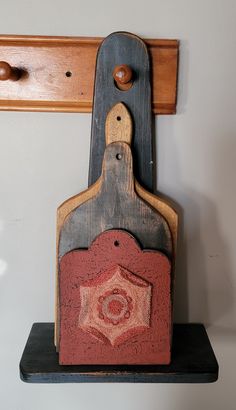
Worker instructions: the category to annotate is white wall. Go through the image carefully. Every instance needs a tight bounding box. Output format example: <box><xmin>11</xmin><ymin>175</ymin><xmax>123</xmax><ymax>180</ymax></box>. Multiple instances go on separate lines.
<box><xmin>0</xmin><ymin>1</ymin><xmax>236</xmax><ymax>409</ymax></box>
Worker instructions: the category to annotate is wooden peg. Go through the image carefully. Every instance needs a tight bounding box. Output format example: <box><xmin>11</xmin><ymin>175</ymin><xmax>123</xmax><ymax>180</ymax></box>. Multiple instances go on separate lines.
<box><xmin>113</xmin><ymin>64</ymin><xmax>133</xmax><ymax>90</ymax></box>
<box><xmin>0</xmin><ymin>61</ymin><xmax>21</xmax><ymax>81</ymax></box>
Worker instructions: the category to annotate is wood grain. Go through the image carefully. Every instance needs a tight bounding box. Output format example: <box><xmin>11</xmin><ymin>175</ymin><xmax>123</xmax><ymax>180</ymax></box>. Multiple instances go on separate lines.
<box><xmin>55</xmin><ymin>178</ymin><xmax>101</xmax><ymax>347</ymax></box>
<box><xmin>0</xmin><ymin>34</ymin><xmax>178</xmax><ymax>114</ymax></box>
<box><xmin>88</xmin><ymin>32</ymin><xmax>154</xmax><ymax>191</ymax></box>
<box><xmin>59</xmin><ymin>141</ymin><xmax>172</xmax><ymax>258</ymax></box>
<box><xmin>136</xmin><ymin>182</ymin><xmax>178</xmax><ymax>255</ymax></box>
<box><xmin>105</xmin><ymin>102</ymin><xmax>132</xmax><ymax>146</ymax></box>
<box><xmin>105</xmin><ymin>103</ymin><xmax>178</xmax><ymax>255</ymax></box>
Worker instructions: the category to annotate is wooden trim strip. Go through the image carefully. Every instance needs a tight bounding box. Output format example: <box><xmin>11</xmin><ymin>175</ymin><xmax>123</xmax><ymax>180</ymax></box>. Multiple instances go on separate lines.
<box><xmin>0</xmin><ymin>34</ymin><xmax>178</xmax><ymax>114</ymax></box>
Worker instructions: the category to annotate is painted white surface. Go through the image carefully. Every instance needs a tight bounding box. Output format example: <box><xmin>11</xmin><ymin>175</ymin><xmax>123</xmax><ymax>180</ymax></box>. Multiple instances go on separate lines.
<box><xmin>0</xmin><ymin>0</ymin><xmax>236</xmax><ymax>408</ymax></box>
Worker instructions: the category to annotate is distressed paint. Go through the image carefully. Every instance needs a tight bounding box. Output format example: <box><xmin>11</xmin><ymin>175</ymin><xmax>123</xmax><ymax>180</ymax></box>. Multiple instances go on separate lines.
<box><xmin>59</xmin><ymin>229</ymin><xmax>171</xmax><ymax>365</ymax></box>
<box><xmin>59</xmin><ymin>142</ymin><xmax>172</xmax><ymax>259</ymax></box>
<box><xmin>88</xmin><ymin>32</ymin><xmax>153</xmax><ymax>191</ymax></box>
<box><xmin>78</xmin><ymin>265</ymin><xmax>152</xmax><ymax>346</ymax></box>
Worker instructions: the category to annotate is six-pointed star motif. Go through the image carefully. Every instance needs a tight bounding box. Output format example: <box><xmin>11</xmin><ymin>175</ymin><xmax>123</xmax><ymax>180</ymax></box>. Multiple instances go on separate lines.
<box><xmin>79</xmin><ymin>265</ymin><xmax>152</xmax><ymax>346</ymax></box>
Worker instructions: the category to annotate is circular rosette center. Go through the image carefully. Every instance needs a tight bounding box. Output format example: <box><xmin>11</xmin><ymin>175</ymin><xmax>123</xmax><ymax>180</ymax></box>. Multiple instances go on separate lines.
<box><xmin>98</xmin><ymin>289</ymin><xmax>133</xmax><ymax>325</ymax></box>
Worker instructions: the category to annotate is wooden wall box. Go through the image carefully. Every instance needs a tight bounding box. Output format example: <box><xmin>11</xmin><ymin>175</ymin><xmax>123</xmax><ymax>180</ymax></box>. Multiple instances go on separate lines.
<box><xmin>12</xmin><ymin>30</ymin><xmax>219</xmax><ymax>382</ymax></box>
<box><xmin>57</xmin><ymin>102</ymin><xmax>174</xmax><ymax>362</ymax></box>
<box><xmin>55</xmin><ymin>99</ymin><xmax>178</xmax><ymax>353</ymax></box>
<box><xmin>0</xmin><ymin>34</ymin><xmax>178</xmax><ymax>114</ymax></box>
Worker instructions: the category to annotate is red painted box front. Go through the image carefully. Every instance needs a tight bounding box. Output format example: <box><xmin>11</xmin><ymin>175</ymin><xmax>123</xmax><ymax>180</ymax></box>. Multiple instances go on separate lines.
<box><xmin>59</xmin><ymin>230</ymin><xmax>171</xmax><ymax>365</ymax></box>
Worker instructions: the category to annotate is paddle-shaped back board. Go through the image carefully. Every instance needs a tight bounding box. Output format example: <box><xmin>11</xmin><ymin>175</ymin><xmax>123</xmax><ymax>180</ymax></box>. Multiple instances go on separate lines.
<box><xmin>89</xmin><ymin>32</ymin><xmax>153</xmax><ymax>191</ymax></box>
<box><xmin>59</xmin><ymin>141</ymin><xmax>172</xmax><ymax>259</ymax></box>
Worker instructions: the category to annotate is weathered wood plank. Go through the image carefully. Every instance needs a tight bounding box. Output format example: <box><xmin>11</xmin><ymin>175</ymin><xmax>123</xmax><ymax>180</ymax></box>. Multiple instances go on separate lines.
<box><xmin>88</xmin><ymin>32</ymin><xmax>153</xmax><ymax>190</ymax></box>
<box><xmin>105</xmin><ymin>103</ymin><xmax>178</xmax><ymax>256</ymax></box>
<box><xmin>59</xmin><ymin>141</ymin><xmax>172</xmax><ymax>258</ymax></box>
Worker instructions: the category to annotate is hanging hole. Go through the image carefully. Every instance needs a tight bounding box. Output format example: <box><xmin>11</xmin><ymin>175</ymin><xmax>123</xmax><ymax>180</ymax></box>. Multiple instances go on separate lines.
<box><xmin>114</xmin><ymin>240</ymin><xmax>119</xmax><ymax>247</ymax></box>
<box><xmin>117</xmin><ymin>116</ymin><xmax>121</xmax><ymax>121</ymax></box>
<box><xmin>65</xmin><ymin>71</ymin><xmax>72</xmax><ymax>77</ymax></box>
<box><xmin>116</xmin><ymin>153</ymin><xmax>122</xmax><ymax>160</ymax></box>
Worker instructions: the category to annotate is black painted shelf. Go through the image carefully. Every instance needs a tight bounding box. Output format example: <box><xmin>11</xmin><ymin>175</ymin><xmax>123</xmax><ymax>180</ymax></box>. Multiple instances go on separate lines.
<box><xmin>19</xmin><ymin>323</ymin><xmax>218</xmax><ymax>383</ymax></box>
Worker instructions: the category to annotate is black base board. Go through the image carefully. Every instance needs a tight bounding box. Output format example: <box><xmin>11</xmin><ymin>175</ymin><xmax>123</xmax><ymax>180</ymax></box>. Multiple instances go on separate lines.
<box><xmin>20</xmin><ymin>323</ymin><xmax>218</xmax><ymax>383</ymax></box>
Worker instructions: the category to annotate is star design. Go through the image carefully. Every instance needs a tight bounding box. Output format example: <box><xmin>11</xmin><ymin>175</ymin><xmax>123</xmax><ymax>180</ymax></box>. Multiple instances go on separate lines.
<box><xmin>78</xmin><ymin>265</ymin><xmax>152</xmax><ymax>346</ymax></box>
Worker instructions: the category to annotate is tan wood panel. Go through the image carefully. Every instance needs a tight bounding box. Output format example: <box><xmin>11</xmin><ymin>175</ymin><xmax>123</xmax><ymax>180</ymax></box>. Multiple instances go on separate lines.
<box><xmin>105</xmin><ymin>103</ymin><xmax>178</xmax><ymax>255</ymax></box>
<box><xmin>0</xmin><ymin>35</ymin><xmax>178</xmax><ymax>114</ymax></box>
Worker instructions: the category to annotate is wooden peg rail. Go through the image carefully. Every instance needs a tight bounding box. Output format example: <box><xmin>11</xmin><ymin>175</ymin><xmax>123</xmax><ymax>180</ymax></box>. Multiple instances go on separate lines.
<box><xmin>0</xmin><ymin>35</ymin><xmax>178</xmax><ymax>114</ymax></box>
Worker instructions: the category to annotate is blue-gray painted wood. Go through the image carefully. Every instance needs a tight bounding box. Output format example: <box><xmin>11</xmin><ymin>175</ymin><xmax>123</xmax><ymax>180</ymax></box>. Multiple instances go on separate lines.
<box><xmin>88</xmin><ymin>31</ymin><xmax>153</xmax><ymax>191</ymax></box>
<box><xmin>59</xmin><ymin>142</ymin><xmax>172</xmax><ymax>259</ymax></box>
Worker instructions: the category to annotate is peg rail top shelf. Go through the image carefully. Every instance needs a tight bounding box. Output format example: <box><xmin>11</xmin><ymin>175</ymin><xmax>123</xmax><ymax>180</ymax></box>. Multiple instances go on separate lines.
<box><xmin>0</xmin><ymin>34</ymin><xmax>178</xmax><ymax>114</ymax></box>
